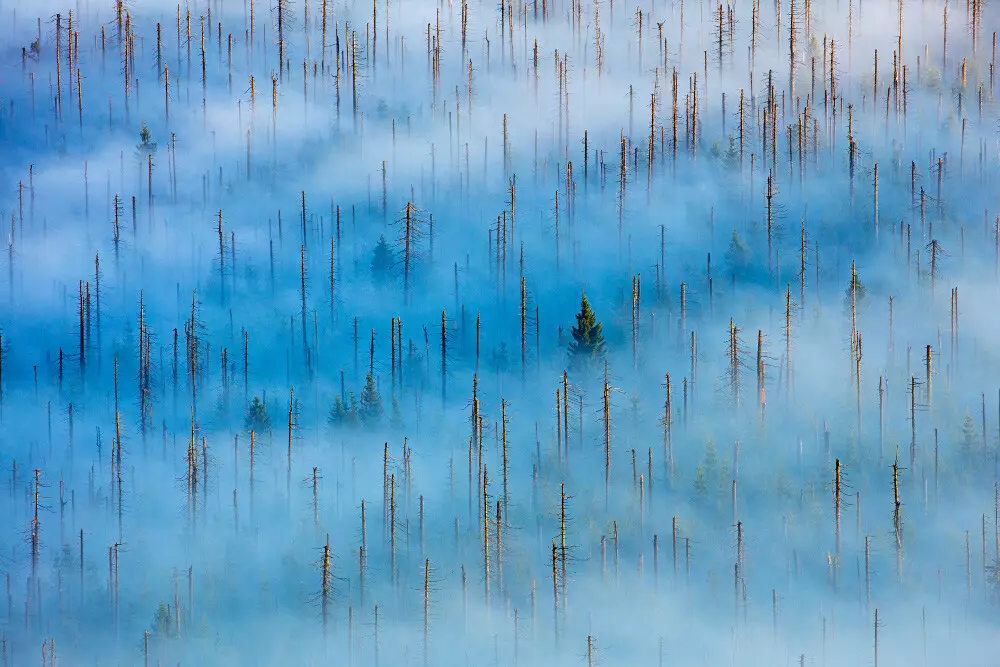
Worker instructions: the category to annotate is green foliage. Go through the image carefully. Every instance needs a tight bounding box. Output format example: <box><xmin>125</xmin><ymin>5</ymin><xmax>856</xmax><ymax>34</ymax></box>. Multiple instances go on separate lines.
<box><xmin>371</xmin><ymin>234</ymin><xmax>395</xmax><ymax>285</ymax></box>
<box><xmin>244</xmin><ymin>396</ymin><xmax>271</xmax><ymax>432</ymax></box>
<box><xmin>359</xmin><ymin>373</ymin><xmax>384</xmax><ymax>428</ymax></box>
<box><xmin>390</xmin><ymin>394</ymin><xmax>404</xmax><ymax>430</ymax></box>
<box><xmin>347</xmin><ymin>393</ymin><xmax>360</xmax><ymax>426</ymax></box>
<box><xmin>329</xmin><ymin>396</ymin><xmax>347</xmax><ymax>425</ymax></box>
<box><xmin>703</xmin><ymin>439</ymin><xmax>718</xmax><ymax>474</ymax></box>
<box><xmin>694</xmin><ymin>465</ymin><xmax>707</xmax><ymax>498</ymax></box>
<box><xmin>329</xmin><ymin>393</ymin><xmax>360</xmax><ymax>428</ymax></box>
<box><xmin>723</xmin><ymin>135</ymin><xmax>739</xmax><ymax>170</ymax></box>
<box><xmin>151</xmin><ymin>602</ymin><xmax>177</xmax><ymax>639</ymax></box>
<box><xmin>843</xmin><ymin>267</ymin><xmax>869</xmax><ymax>313</ymax></box>
<box><xmin>718</xmin><ymin>463</ymin><xmax>730</xmax><ymax>495</ymax></box>
<box><xmin>568</xmin><ymin>294</ymin><xmax>606</xmax><ymax>372</ymax></box>
<box><xmin>724</xmin><ymin>230</ymin><xmax>751</xmax><ymax>276</ymax></box>
<box><xmin>137</xmin><ymin>122</ymin><xmax>158</xmax><ymax>156</ymax></box>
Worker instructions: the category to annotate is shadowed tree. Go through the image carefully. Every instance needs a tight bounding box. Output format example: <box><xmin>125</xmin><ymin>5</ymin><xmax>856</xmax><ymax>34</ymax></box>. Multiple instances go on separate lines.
<box><xmin>359</xmin><ymin>373</ymin><xmax>384</xmax><ymax>428</ymax></box>
<box><xmin>491</xmin><ymin>342</ymin><xmax>512</xmax><ymax>375</ymax></box>
<box><xmin>390</xmin><ymin>395</ymin><xmax>404</xmax><ymax>429</ymax></box>
<box><xmin>245</xmin><ymin>395</ymin><xmax>271</xmax><ymax>432</ymax></box>
<box><xmin>150</xmin><ymin>602</ymin><xmax>177</xmax><ymax>639</ymax></box>
<box><xmin>328</xmin><ymin>391</ymin><xmax>359</xmax><ymax>426</ymax></box>
<box><xmin>568</xmin><ymin>294</ymin><xmax>606</xmax><ymax>372</ymax></box>
<box><xmin>25</xmin><ymin>38</ymin><xmax>40</xmax><ymax>61</ymax></box>
<box><xmin>371</xmin><ymin>234</ymin><xmax>395</xmax><ymax>286</ymax></box>
<box><xmin>723</xmin><ymin>135</ymin><xmax>739</xmax><ymax>170</ymax></box>
<box><xmin>725</xmin><ymin>230</ymin><xmax>751</xmax><ymax>278</ymax></box>
<box><xmin>330</xmin><ymin>392</ymin><xmax>360</xmax><ymax>427</ymax></box>
<box><xmin>960</xmin><ymin>410</ymin><xmax>978</xmax><ymax>467</ymax></box>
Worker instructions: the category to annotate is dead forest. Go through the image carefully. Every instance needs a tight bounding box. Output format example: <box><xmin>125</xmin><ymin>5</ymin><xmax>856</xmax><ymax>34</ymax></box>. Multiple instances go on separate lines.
<box><xmin>0</xmin><ymin>0</ymin><xmax>999</xmax><ymax>663</ymax></box>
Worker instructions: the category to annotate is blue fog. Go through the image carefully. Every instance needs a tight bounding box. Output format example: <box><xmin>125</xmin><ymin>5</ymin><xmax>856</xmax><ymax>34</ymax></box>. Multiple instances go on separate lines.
<box><xmin>0</xmin><ymin>0</ymin><xmax>997</xmax><ymax>664</ymax></box>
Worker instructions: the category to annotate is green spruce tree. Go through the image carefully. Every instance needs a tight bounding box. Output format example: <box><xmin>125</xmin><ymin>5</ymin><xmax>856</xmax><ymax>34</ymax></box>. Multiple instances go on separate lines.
<box><xmin>694</xmin><ymin>465</ymin><xmax>708</xmax><ymax>498</ymax></box>
<box><xmin>329</xmin><ymin>396</ymin><xmax>348</xmax><ymax>426</ymax></box>
<box><xmin>359</xmin><ymin>373</ymin><xmax>384</xmax><ymax>428</ymax></box>
<box><xmin>346</xmin><ymin>392</ymin><xmax>360</xmax><ymax>427</ymax></box>
<box><xmin>137</xmin><ymin>122</ymin><xmax>158</xmax><ymax>159</ymax></box>
<box><xmin>371</xmin><ymin>234</ymin><xmax>395</xmax><ymax>285</ymax></box>
<box><xmin>843</xmin><ymin>264</ymin><xmax>869</xmax><ymax>313</ymax></box>
<box><xmin>724</xmin><ymin>229</ymin><xmax>751</xmax><ymax>277</ymax></box>
<box><xmin>245</xmin><ymin>396</ymin><xmax>271</xmax><ymax>432</ymax></box>
<box><xmin>330</xmin><ymin>393</ymin><xmax>360</xmax><ymax>428</ymax></box>
<box><xmin>703</xmin><ymin>439</ymin><xmax>718</xmax><ymax>476</ymax></box>
<box><xmin>568</xmin><ymin>294</ymin><xmax>607</xmax><ymax>372</ymax></box>
<box><xmin>151</xmin><ymin>602</ymin><xmax>176</xmax><ymax>639</ymax></box>
<box><xmin>390</xmin><ymin>395</ymin><xmax>405</xmax><ymax>430</ymax></box>
<box><xmin>723</xmin><ymin>134</ymin><xmax>739</xmax><ymax>170</ymax></box>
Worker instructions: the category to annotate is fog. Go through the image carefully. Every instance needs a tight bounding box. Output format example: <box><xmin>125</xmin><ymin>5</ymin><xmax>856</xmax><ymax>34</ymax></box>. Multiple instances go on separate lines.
<box><xmin>0</xmin><ymin>0</ymin><xmax>997</xmax><ymax>663</ymax></box>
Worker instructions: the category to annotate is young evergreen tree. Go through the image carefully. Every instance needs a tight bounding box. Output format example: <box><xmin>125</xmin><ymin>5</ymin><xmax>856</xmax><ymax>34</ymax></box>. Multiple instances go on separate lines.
<box><xmin>359</xmin><ymin>373</ymin><xmax>384</xmax><ymax>427</ymax></box>
<box><xmin>371</xmin><ymin>234</ymin><xmax>395</xmax><ymax>285</ymax></box>
<box><xmin>961</xmin><ymin>410</ymin><xmax>978</xmax><ymax>464</ymax></box>
<box><xmin>723</xmin><ymin>135</ymin><xmax>739</xmax><ymax>170</ymax></box>
<box><xmin>568</xmin><ymin>294</ymin><xmax>607</xmax><ymax>372</ymax></box>
<box><xmin>245</xmin><ymin>395</ymin><xmax>271</xmax><ymax>432</ymax></box>
<box><xmin>843</xmin><ymin>267</ymin><xmax>870</xmax><ymax>313</ymax></box>
<box><xmin>346</xmin><ymin>392</ymin><xmax>360</xmax><ymax>426</ymax></box>
<box><xmin>330</xmin><ymin>393</ymin><xmax>360</xmax><ymax>427</ymax></box>
<box><xmin>329</xmin><ymin>396</ymin><xmax>347</xmax><ymax>425</ymax></box>
<box><xmin>137</xmin><ymin>122</ymin><xmax>158</xmax><ymax>158</ymax></box>
<box><xmin>703</xmin><ymin>439</ymin><xmax>718</xmax><ymax>475</ymax></box>
<box><xmin>694</xmin><ymin>465</ymin><xmax>708</xmax><ymax>498</ymax></box>
<box><xmin>390</xmin><ymin>395</ymin><xmax>405</xmax><ymax>430</ymax></box>
<box><xmin>725</xmin><ymin>229</ymin><xmax>751</xmax><ymax>277</ymax></box>
<box><xmin>710</xmin><ymin>140</ymin><xmax>723</xmax><ymax>161</ymax></box>
<box><xmin>150</xmin><ymin>602</ymin><xmax>177</xmax><ymax>639</ymax></box>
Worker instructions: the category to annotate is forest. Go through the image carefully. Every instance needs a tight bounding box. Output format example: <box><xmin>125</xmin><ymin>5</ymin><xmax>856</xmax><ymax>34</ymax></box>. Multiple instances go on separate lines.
<box><xmin>0</xmin><ymin>0</ymin><xmax>998</xmax><ymax>663</ymax></box>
